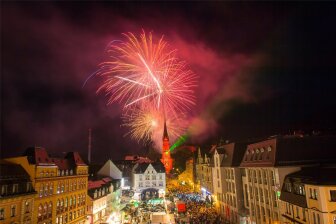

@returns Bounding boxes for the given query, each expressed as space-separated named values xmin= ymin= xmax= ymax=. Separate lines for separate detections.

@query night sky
xmin=1 ymin=2 xmax=336 ymax=162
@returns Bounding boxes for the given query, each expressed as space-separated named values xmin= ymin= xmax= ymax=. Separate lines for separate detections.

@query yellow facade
xmin=0 ymin=194 xmax=35 ymax=224
xmin=306 ymin=184 xmax=336 ymax=224
xmin=5 ymin=152 xmax=88 ymax=224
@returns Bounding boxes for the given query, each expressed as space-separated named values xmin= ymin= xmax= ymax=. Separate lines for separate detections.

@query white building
xmin=132 ymin=161 xmax=166 ymax=201
xmin=97 ymin=160 xmax=122 ymax=217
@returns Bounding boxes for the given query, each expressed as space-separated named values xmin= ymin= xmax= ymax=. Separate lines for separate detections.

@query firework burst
xmin=122 ymin=105 xmax=187 ymax=146
xmin=95 ymin=31 xmax=197 ymax=145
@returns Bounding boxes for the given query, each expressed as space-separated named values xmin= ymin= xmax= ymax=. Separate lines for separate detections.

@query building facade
xmin=0 ymin=161 xmax=36 ymax=224
xmin=86 ymin=177 xmax=113 ymax=224
xmin=132 ymin=162 xmax=166 ymax=201
xmin=96 ymin=160 xmax=122 ymax=217
xmin=240 ymin=135 xmax=336 ymax=224
xmin=212 ymin=142 xmax=249 ymax=224
xmin=280 ymin=167 xmax=336 ymax=224
xmin=196 ymin=148 xmax=213 ymax=199
xmin=4 ymin=147 xmax=88 ymax=224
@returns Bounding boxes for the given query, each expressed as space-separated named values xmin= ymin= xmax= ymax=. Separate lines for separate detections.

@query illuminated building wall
xmin=87 ymin=177 xmax=113 ymax=224
xmin=212 ymin=141 xmax=249 ymax=224
xmin=4 ymin=147 xmax=88 ymax=224
xmin=280 ymin=167 xmax=336 ymax=224
xmin=0 ymin=161 xmax=35 ymax=224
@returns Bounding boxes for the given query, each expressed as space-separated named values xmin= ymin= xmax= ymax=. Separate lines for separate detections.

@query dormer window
xmin=250 ymin=150 xmax=254 ymax=161
xmin=285 ymin=182 xmax=292 ymax=192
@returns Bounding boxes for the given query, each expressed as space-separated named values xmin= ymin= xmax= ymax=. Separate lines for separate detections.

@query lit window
xmin=314 ymin=189 xmax=318 ymax=200
xmin=39 ymin=184 xmax=44 ymax=197
xmin=0 ymin=208 xmax=4 ymax=220
xmin=49 ymin=183 xmax=53 ymax=195
xmin=25 ymin=201 xmax=30 ymax=213
xmin=10 ymin=205 xmax=16 ymax=217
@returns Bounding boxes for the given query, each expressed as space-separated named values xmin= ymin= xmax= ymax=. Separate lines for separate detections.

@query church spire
xmin=163 ymin=120 xmax=169 ymax=140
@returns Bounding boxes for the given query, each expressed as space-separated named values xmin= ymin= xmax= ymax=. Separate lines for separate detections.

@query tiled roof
xmin=65 ymin=152 xmax=86 ymax=166
xmin=23 ymin=147 xmax=87 ymax=169
xmin=133 ymin=161 xmax=165 ymax=174
xmin=286 ymin=166 xmax=336 ymax=185
xmin=0 ymin=160 xmax=31 ymax=183
xmin=240 ymin=135 xmax=336 ymax=167
xmin=24 ymin=146 xmax=55 ymax=165
xmin=88 ymin=176 xmax=113 ymax=190
xmin=134 ymin=163 xmax=150 ymax=174
xmin=53 ymin=158 xmax=71 ymax=170
xmin=151 ymin=161 xmax=165 ymax=173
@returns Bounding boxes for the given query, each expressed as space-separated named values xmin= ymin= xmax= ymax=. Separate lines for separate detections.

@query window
xmin=302 ymin=208 xmax=306 ymax=221
xmin=0 ymin=208 xmax=4 ymax=220
xmin=1 ymin=185 xmax=7 ymax=195
xmin=26 ymin=182 xmax=32 ymax=192
xmin=313 ymin=213 xmax=316 ymax=224
xmin=25 ymin=201 xmax=30 ymax=213
xmin=314 ymin=189 xmax=318 ymax=200
xmin=43 ymin=203 xmax=47 ymax=216
xmin=285 ymin=183 xmax=292 ymax=192
xmin=38 ymin=204 xmax=43 ymax=218
xmin=330 ymin=190 xmax=336 ymax=202
xmin=57 ymin=182 xmax=60 ymax=194
xmin=333 ymin=216 xmax=336 ymax=224
xmin=39 ymin=184 xmax=44 ymax=197
xmin=49 ymin=183 xmax=53 ymax=195
xmin=296 ymin=206 xmax=299 ymax=218
xmin=13 ymin=184 xmax=19 ymax=193
xmin=57 ymin=199 xmax=60 ymax=210
xmin=10 ymin=205 xmax=16 ymax=217
xmin=266 ymin=146 xmax=272 ymax=160
xmin=45 ymin=183 xmax=49 ymax=196
xmin=299 ymin=185 xmax=305 ymax=195
xmin=48 ymin=202 xmax=52 ymax=215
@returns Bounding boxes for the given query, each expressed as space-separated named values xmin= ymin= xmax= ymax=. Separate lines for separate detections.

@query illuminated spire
xmin=163 ymin=120 xmax=169 ymax=140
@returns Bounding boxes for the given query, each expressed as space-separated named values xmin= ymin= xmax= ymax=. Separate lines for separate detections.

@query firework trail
xmin=96 ymin=31 xmax=197 ymax=145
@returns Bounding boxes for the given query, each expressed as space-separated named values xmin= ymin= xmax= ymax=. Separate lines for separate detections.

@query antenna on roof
xmin=88 ymin=128 xmax=92 ymax=164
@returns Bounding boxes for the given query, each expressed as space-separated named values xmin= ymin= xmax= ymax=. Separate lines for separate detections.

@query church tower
xmin=161 ymin=121 xmax=173 ymax=174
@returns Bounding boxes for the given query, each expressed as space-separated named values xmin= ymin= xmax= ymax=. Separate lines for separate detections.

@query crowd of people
xmin=174 ymin=192 xmax=222 ymax=224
